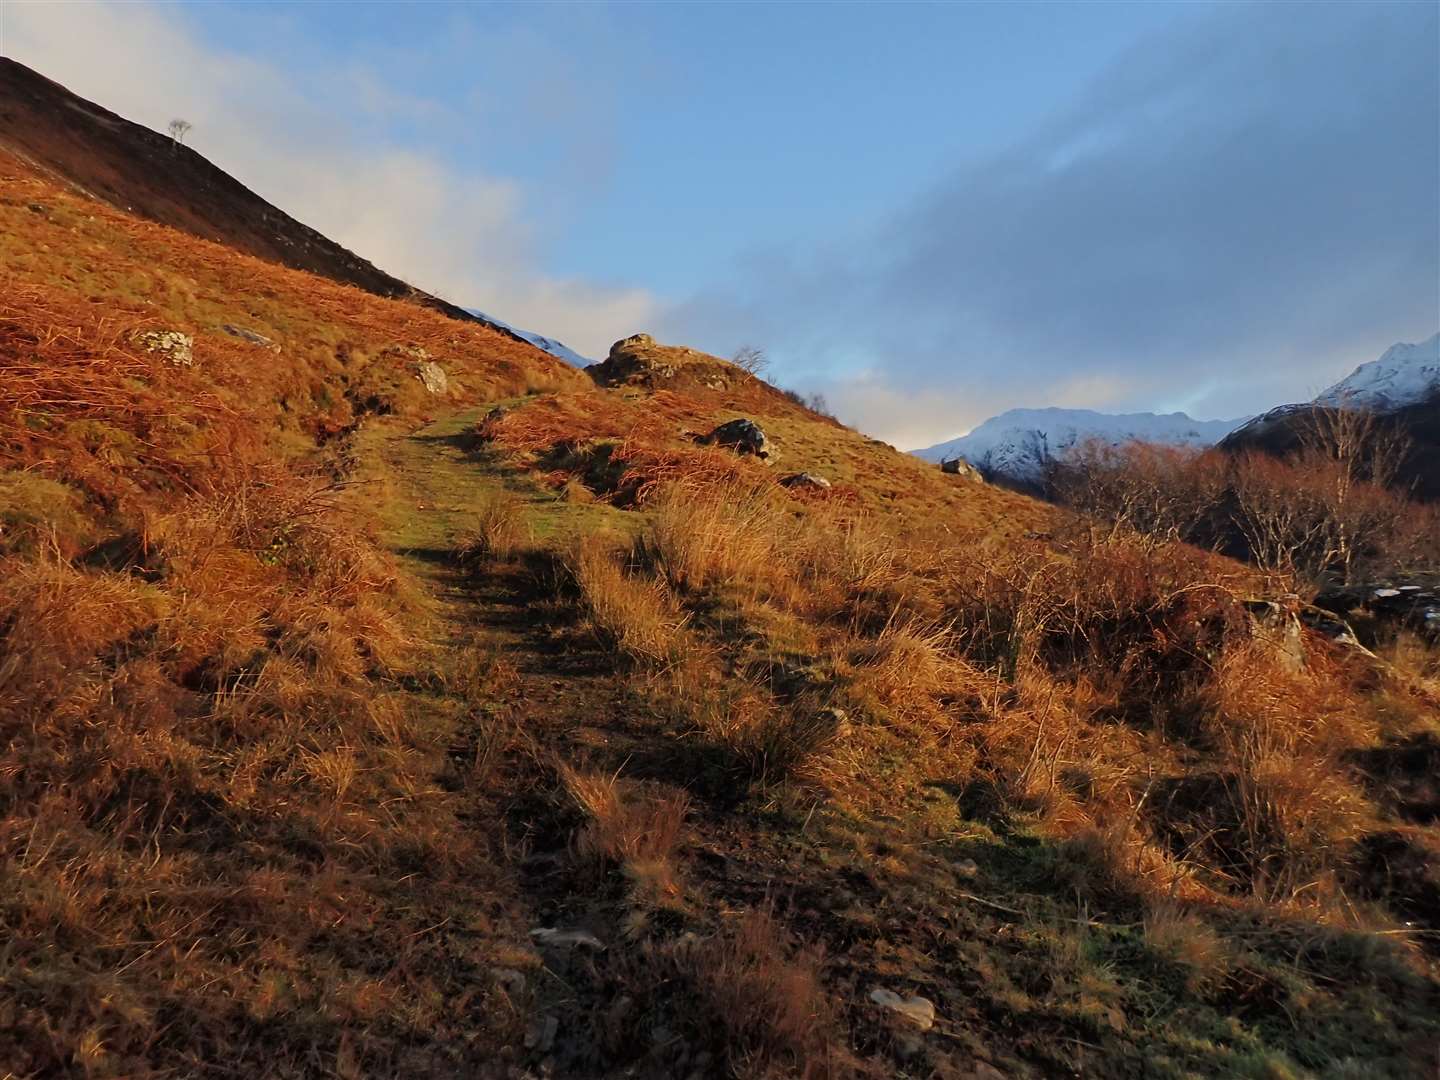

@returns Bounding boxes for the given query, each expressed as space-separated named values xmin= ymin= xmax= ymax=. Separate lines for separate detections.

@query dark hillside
xmin=1221 ymin=394 xmax=1440 ymax=501
xmin=0 ymin=57 xmax=520 ymax=334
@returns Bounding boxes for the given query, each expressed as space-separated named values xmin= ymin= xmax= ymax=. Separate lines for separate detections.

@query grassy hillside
xmin=2 ymin=148 xmax=1439 ymax=1080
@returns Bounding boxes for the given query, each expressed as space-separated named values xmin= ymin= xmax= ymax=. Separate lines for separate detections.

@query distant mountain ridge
xmin=916 ymin=333 xmax=1440 ymax=487
xmin=465 ymin=309 xmax=591 ymax=367
xmin=1315 ymin=332 xmax=1440 ymax=410
xmin=913 ymin=408 xmax=1244 ymax=485
xmin=1222 ymin=332 xmax=1440 ymax=500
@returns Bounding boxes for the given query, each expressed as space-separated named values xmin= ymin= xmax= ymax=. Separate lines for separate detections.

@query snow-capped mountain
xmin=913 ymin=408 xmax=1244 ymax=485
xmin=465 ymin=308 xmax=592 ymax=367
xmin=1314 ymin=332 xmax=1440 ymax=410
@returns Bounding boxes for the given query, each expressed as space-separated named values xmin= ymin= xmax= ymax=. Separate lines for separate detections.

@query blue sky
xmin=176 ymin=1 xmax=1181 ymax=291
xmin=4 ymin=0 xmax=1437 ymax=446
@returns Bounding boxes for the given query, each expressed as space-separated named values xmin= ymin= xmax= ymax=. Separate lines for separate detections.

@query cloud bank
xmin=660 ymin=2 xmax=1440 ymax=447
xmin=1 ymin=0 xmax=655 ymax=357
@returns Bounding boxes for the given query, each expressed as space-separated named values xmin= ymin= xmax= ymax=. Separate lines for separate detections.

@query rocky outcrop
xmin=1314 ymin=583 xmax=1440 ymax=641
xmin=221 ymin=323 xmax=280 ymax=352
xmin=414 ymin=361 xmax=448 ymax=395
xmin=589 ymin=334 xmax=737 ymax=392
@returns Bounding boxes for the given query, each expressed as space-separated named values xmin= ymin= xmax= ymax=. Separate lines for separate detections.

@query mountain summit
xmin=1315 ymin=332 xmax=1440 ymax=410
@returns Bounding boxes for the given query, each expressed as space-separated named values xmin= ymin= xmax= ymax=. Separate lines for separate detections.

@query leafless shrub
xmin=731 ymin=344 xmax=769 ymax=376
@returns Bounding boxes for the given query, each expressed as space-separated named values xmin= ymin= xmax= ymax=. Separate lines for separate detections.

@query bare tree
xmin=1293 ymin=401 xmax=1415 ymax=582
xmin=731 ymin=344 xmax=769 ymax=377
xmin=168 ymin=119 xmax=193 ymax=146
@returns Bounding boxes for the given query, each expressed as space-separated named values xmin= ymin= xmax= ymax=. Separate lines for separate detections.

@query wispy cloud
xmin=1 ymin=0 xmax=655 ymax=356
xmin=661 ymin=2 xmax=1440 ymax=448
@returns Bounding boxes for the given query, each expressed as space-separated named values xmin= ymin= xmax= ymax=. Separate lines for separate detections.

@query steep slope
xmin=0 ymin=57 xmax=541 ymax=346
xmin=915 ymin=407 xmax=1243 ymax=486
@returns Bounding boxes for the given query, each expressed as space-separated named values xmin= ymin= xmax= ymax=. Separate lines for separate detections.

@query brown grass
xmin=571 ymin=539 xmax=690 ymax=666
xmin=685 ymin=908 xmax=845 ymax=1079
xmin=562 ymin=766 xmax=690 ymax=911
xmin=0 ymin=155 xmax=590 ymax=1075
xmin=455 ymin=488 xmax=531 ymax=566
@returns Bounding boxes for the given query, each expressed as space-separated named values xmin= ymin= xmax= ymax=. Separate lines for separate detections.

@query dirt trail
xmin=357 ymin=407 xmax=661 ymax=1073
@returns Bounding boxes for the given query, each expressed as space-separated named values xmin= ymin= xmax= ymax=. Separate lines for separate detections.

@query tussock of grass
xmin=684 ymin=908 xmax=845 ymax=1078
xmin=562 ymin=766 xmax=690 ymax=911
xmin=455 ymin=488 xmax=531 ymax=567
xmin=571 ymin=539 xmax=690 ymax=666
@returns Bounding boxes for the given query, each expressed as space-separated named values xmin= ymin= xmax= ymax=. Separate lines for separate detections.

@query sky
xmin=2 ymin=0 xmax=1436 ymax=448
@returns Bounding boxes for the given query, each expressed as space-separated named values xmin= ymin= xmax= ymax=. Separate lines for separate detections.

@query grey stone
xmin=220 ymin=324 xmax=280 ymax=352
xmin=941 ymin=457 xmax=983 ymax=481
xmin=780 ymin=472 xmax=831 ymax=491
xmin=135 ymin=329 xmax=193 ymax=367
xmin=415 ymin=360 xmax=448 ymax=394
xmin=529 ymin=926 xmax=604 ymax=950
xmin=869 ymin=987 xmax=936 ymax=1030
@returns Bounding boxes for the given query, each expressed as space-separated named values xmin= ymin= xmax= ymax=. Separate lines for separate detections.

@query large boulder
xmin=414 ymin=361 xmax=448 ymax=395
xmin=940 ymin=456 xmax=983 ymax=481
xmin=701 ymin=418 xmax=773 ymax=461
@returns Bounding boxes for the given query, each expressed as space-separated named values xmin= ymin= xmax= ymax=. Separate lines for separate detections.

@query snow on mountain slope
xmin=465 ymin=309 xmax=592 ymax=367
xmin=1314 ymin=332 xmax=1440 ymax=410
xmin=913 ymin=408 xmax=1244 ymax=484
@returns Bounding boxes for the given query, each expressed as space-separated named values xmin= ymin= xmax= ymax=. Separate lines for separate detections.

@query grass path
xmin=353 ymin=406 xmax=655 ymax=1071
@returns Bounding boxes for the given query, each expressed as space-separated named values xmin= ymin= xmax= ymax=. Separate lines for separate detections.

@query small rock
xmin=134 ymin=329 xmax=194 ymax=366
xmin=869 ymin=987 xmax=936 ymax=1030
xmin=220 ymin=323 xmax=281 ymax=352
xmin=529 ymin=927 xmax=605 ymax=950
xmin=414 ymin=360 xmax=448 ymax=394
xmin=524 ymin=1014 xmax=558 ymax=1053
xmin=491 ymin=967 xmax=527 ymax=994
xmin=780 ymin=472 xmax=831 ymax=491
xmin=813 ymin=706 xmax=852 ymax=740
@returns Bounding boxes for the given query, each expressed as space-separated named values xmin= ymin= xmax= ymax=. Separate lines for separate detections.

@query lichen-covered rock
xmin=134 ymin=329 xmax=193 ymax=366
xmin=701 ymin=418 xmax=773 ymax=460
xmin=414 ymin=361 xmax=448 ymax=395
xmin=869 ymin=988 xmax=936 ymax=1030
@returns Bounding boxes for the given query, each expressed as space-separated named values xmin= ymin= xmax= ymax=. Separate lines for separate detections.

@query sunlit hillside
xmin=2 ymin=80 xmax=1439 ymax=1080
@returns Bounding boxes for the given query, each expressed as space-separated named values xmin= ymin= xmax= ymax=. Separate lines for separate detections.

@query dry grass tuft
xmin=455 ymin=488 xmax=531 ymax=567
xmin=1143 ymin=904 xmax=1233 ymax=994
xmin=571 ymin=540 xmax=689 ymax=666
xmin=635 ymin=478 xmax=790 ymax=597
xmin=685 ymin=908 xmax=845 ymax=1079
xmin=562 ymin=766 xmax=689 ymax=910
